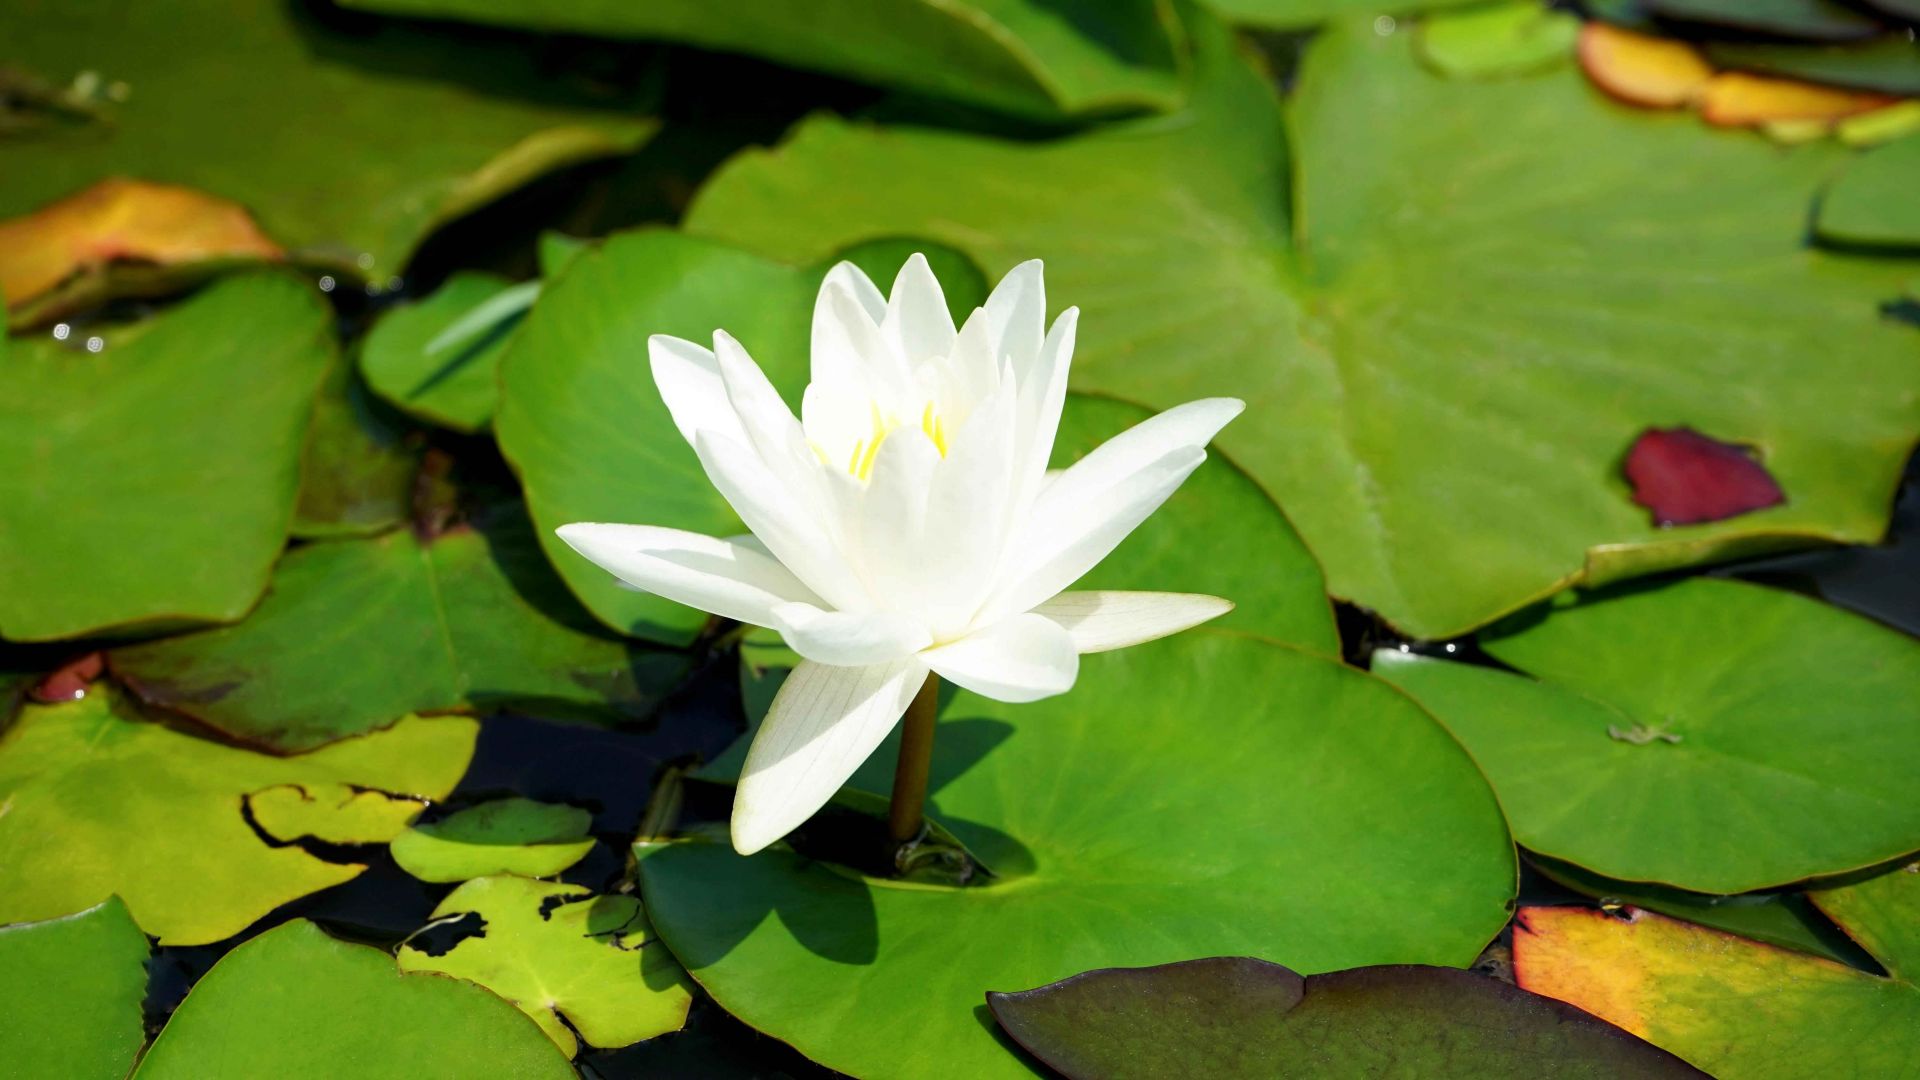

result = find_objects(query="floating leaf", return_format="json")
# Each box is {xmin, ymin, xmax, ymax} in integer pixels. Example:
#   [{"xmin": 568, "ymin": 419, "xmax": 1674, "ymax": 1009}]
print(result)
[
  {"xmin": 1699, "ymin": 71, "xmax": 1893, "ymax": 126},
  {"xmin": 0, "ymin": 273, "xmax": 332, "ymax": 642},
  {"xmin": 0, "ymin": 899, "xmax": 149, "ymax": 1080},
  {"xmin": 335, "ymin": 0, "xmax": 1184, "ymax": 121},
  {"xmin": 1839, "ymin": 99, "xmax": 1920, "ymax": 145},
  {"xmin": 391, "ymin": 798, "xmax": 595, "ymax": 883},
  {"xmin": 0, "ymin": 178, "xmax": 281, "ymax": 323},
  {"xmin": 1515, "ymin": 862, "xmax": 1920, "ymax": 1078},
  {"xmin": 1622, "ymin": 427, "xmax": 1785, "ymax": 526},
  {"xmin": 0, "ymin": 692, "xmax": 473, "ymax": 944},
  {"xmin": 1819, "ymin": 134, "xmax": 1920, "ymax": 248},
  {"xmin": 291, "ymin": 355, "xmax": 419, "ymax": 539},
  {"xmin": 988, "ymin": 955, "xmax": 1703, "ymax": 1079},
  {"xmin": 1419, "ymin": 2, "xmax": 1580, "ymax": 80},
  {"xmin": 132, "ymin": 919, "xmax": 572, "ymax": 1078},
  {"xmin": 1640, "ymin": 0, "xmax": 1889, "ymax": 41},
  {"xmin": 361, "ymin": 272, "xmax": 525, "ymax": 433},
  {"xmin": 112, "ymin": 502, "xmax": 689, "ymax": 752},
  {"xmin": 398, "ymin": 875, "xmax": 693, "ymax": 1055},
  {"xmin": 1578, "ymin": 23, "xmax": 1715, "ymax": 107},
  {"xmin": 250, "ymin": 783, "xmax": 429, "ymax": 847},
  {"xmin": 0, "ymin": 0, "xmax": 656, "ymax": 298},
  {"xmin": 1199, "ymin": 0, "xmax": 1484, "ymax": 30},
  {"xmin": 1374, "ymin": 578, "xmax": 1920, "ymax": 892},
  {"xmin": 687, "ymin": 14, "xmax": 1919, "ymax": 639},
  {"xmin": 643, "ymin": 631, "xmax": 1515, "ymax": 1078},
  {"xmin": 1705, "ymin": 36, "xmax": 1920, "ymax": 97}
]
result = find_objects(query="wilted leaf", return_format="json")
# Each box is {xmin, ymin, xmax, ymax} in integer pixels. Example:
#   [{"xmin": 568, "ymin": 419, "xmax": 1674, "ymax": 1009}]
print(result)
[
  {"xmin": 988, "ymin": 955, "xmax": 1703, "ymax": 1079},
  {"xmin": 1818, "ymin": 134, "xmax": 1920, "ymax": 248},
  {"xmin": 0, "ymin": 898, "xmax": 149, "ymax": 1080},
  {"xmin": 687, "ymin": 13, "xmax": 1919, "ymax": 638},
  {"xmin": 0, "ymin": 178, "xmax": 280, "ymax": 321},
  {"xmin": 0, "ymin": 273, "xmax": 332, "ymax": 642},
  {"xmin": 1578, "ymin": 23, "xmax": 1714, "ymax": 107},
  {"xmin": 132, "ymin": 919, "xmax": 572, "ymax": 1079},
  {"xmin": 643, "ymin": 632, "xmax": 1515, "ymax": 1078},
  {"xmin": 1699, "ymin": 71, "xmax": 1893, "ymax": 126},
  {"xmin": 390, "ymin": 798, "xmax": 595, "ymax": 883},
  {"xmin": 1515, "ymin": 862, "xmax": 1920, "ymax": 1078},
  {"xmin": 1374, "ymin": 578, "xmax": 1920, "ymax": 892},
  {"xmin": 398, "ymin": 875, "xmax": 693, "ymax": 1055},
  {"xmin": 111, "ymin": 502, "xmax": 690, "ymax": 752},
  {"xmin": 1622, "ymin": 427, "xmax": 1785, "ymax": 526},
  {"xmin": 0, "ymin": 690, "xmax": 473, "ymax": 944}
]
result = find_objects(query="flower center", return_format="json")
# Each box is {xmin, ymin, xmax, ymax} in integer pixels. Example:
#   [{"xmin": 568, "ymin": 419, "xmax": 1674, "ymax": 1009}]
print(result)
[{"xmin": 843, "ymin": 401, "xmax": 949, "ymax": 481}]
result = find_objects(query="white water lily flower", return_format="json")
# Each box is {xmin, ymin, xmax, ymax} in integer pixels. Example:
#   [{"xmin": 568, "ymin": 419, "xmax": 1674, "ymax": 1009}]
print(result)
[{"xmin": 558, "ymin": 255, "xmax": 1241, "ymax": 854}]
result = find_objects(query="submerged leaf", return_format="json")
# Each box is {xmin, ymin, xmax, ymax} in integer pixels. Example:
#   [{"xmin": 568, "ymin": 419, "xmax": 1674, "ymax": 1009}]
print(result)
[{"xmin": 989, "ymin": 955, "xmax": 1702, "ymax": 1079}]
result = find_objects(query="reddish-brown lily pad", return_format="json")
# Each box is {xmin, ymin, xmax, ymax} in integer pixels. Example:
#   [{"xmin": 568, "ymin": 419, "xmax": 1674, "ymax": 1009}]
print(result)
[
  {"xmin": 1623, "ymin": 427, "xmax": 1785, "ymax": 526},
  {"xmin": 988, "ymin": 955, "xmax": 1705, "ymax": 1079},
  {"xmin": 1578, "ymin": 23, "xmax": 1714, "ymax": 108}
]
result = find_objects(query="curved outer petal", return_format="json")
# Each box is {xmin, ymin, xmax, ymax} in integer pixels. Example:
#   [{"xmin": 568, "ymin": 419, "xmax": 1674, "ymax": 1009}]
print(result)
[
  {"xmin": 1009, "ymin": 306, "xmax": 1077, "ymax": 517},
  {"xmin": 693, "ymin": 430, "xmax": 870, "ymax": 611},
  {"xmin": 648, "ymin": 334, "xmax": 747, "ymax": 448},
  {"xmin": 810, "ymin": 262, "xmax": 886, "ymax": 389},
  {"xmin": 984, "ymin": 397, "xmax": 1244, "ymax": 622},
  {"xmin": 771, "ymin": 602, "xmax": 931, "ymax": 666},
  {"xmin": 733, "ymin": 657, "xmax": 929, "ymax": 855},
  {"xmin": 922, "ymin": 612, "xmax": 1079, "ymax": 703},
  {"xmin": 555, "ymin": 524, "xmax": 820, "ymax": 626},
  {"xmin": 1030, "ymin": 591, "xmax": 1235, "ymax": 654},
  {"xmin": 984, "ymin": 259, "xmax": 1045, "ymax": 371},
  {"xmin": 713, "ymin": 330, "xmax": 838, "ymax": 519},
  {"xmin": 883, "ymin": 253, "xmax": 956, "ymax": 366}
]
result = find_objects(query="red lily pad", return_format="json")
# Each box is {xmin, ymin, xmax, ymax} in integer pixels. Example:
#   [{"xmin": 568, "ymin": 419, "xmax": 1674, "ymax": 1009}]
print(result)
[
  {"xmin": 1623, "ymin": 427, "xmax": 1785, "ymax": 526},
  {"xmin": 987, "ymin": 955, "xmax": 1705, "ymax": 1079},
  {"xmin": 29, "ymin": 653, "xmax": 104, "ymax": 704}
]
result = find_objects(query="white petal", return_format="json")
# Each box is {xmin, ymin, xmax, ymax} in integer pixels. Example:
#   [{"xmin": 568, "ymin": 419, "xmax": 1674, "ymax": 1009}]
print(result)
[
  {"xmin": 829, "ymin": 284, "xmax": 915, "ymax": 406},
  {"xmin": 732, "ymin": 657, "xmax": 929, "ymax": 855},
  {"xmin": 1010, "ymin": 306, "xmax": 1077, "ymax": 514},
  {"xmin": 772, "ymin": 602, "xmax": 931, "ymax": 665},
  {"xmin": 693, "ymin": 430, "xmax": 869, "ymax": 612},
  {"xmin": 984, "ymin": 259, "xmax": 1045, "ymax": 369},
  {"xmin": 883, "ymin": 253, "xmax": 955, "ymax": 364},
  {"xmin": 821, "ymin": 261, "xmax": 887, "ymax": 322},
  {"xmin": 922, "ymin": 613, "xmax": 1079, "ymax": 703},
  {"xmin": 713, "ymin": 331, "xmax": 824, "ymax": 497},
  {"xmin": 555, "ymin": 524, "xmax": 821, "ymax": 626},
  {"xmin": 648, "ymin": 334, "xmax": 745, "ymax": 448},
  {"xmin": 917, "ymin": 376, "xmax": 1018, "ymax": 636},
  {"xmin": 810, "ymin": 263, "xmax": 886, "ymax": 389},
  {"xmin": 1030, "ymin": 591, "xmax": 1234, "ymax": 654},
  {"xmin": 852, "ymin": 427, "xmax": 942, "ymax": 606}
]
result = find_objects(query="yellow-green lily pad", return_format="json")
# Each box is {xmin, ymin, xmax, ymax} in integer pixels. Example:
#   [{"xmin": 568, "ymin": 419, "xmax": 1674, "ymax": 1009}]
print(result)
[{"xmin": 391, "ymin": 798, "xmax": 596, "ymax": 884}]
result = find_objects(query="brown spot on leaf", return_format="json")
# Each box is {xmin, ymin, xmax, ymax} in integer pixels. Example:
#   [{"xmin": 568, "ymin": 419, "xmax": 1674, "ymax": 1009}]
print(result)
[{"xmin": 1624, "ymin": 427, "xmax": 1785, "ymax": 527}]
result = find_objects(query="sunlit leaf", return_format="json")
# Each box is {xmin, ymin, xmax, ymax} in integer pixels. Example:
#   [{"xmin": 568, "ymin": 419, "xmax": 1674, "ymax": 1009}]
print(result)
[
  {"xmin": 361, "ymin": 273, "xmax": 525, "ymax": 434},
  {"xmin": 0, "ymin": 898, "xmax": 149, "ymax": 1080},
  {"xmin": 398, "ymin": 875, "xmax": 693, "ymax": 1055},
  {"xmin": 1418, "ymin": 1, "xmax": 1579, "ymax": 80},
  {"xmin": 390, "ymin": 798, "xmax": 595, "ymax": 883}
]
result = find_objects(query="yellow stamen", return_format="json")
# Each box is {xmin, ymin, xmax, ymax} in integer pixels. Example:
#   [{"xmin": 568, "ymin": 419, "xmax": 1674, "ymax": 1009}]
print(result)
[{"xmin": 839, "ymin": 400, "xmax": 951, "ymax": 482}]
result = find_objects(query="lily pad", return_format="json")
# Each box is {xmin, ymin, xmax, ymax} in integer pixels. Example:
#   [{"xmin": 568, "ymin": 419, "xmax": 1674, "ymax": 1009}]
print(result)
[
  {"xmin": 1514, "ymin": 861, "xmax": 1920, "ymax": 1078},
  {"xmin": 0, "ymin": 690, "xmax": 474, "ymax": 945},
  {"xmin": 398, "ymin": 875, "xmax": 694, "ymax": 1055},
  {"xmin": 250, "ymin": 783, "xmax": 431, "ymax": 847},
  {"xmin": 132, "ymin": 919, "xmax": 572, "ymax": 1079},
  {"xmin": 291, "ymin": 355, "xmax": 419, "ymax": 539},
  {"xmin": 1704, "ymin": 37, "xmax": 1920, "ymax": 97},
  {"xmin": 642, "ymin": 632, "xmax": 1516, "ymax": 1079},
  {"xmin": 1199, "ymin": 0, "xmax": 1484, "ymax": 30},
  {"xmin": 0, "ymin": 272, "xmax": 332, "ymax": 642},
  {"xmin": 336, "ymin": 0, "xmax": 1185, "ymax": 121},
  {"xmin": 1640, "ymin": 0, "xmax": 1889, "ymax": 41},
  {"xmin": 1819, "ymin": 134, "xmax": 1920, "ymax": 249},
  {"xmin": 0, "ymin": 898, "xmax": 150, "ymax": 1080},
  {"xmin": 111, "ymin": 501, "xmax": 689, "ymax": 752},
  {"xmin": 1373, "ymin": 577, "xmax": 1920, "ymax": 893},
  {"xmin": 686, "ymin": 13, "xmax": 1920, "ymax": 639},
  {"xmin": 361, "ymin": 272, "xmax": 525, "ymax": 433},
  {"xmin": 1418, "ymin": 1, "xmax": 1580, "ymax": 80},
  {"xmin": 988, "ymin": 955, "xmax": 1703, "ymax": 1079},
  {"xmin": 391, "ymin": 798, "xmax": 596, "ymax": 883},
  {"xmin": 0, "ymin": 0, "xmax": 655, "ymax": 295}
]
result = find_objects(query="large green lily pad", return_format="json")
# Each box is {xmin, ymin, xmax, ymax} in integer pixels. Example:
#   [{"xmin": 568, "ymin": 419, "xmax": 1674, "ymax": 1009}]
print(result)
[
  {"xmin": 111, "ymin": 502, "xmax": 689, "ymax": 752},
  {"xmin": 398, "ymin": 875, "xmax": 694, "ymax": 1056},
  {"xmin": 0, "ymin": 0, "xmax": 654, "ymax": 296},
  {"xmin": 686, "ymin": 13, "xmax": 1920, "ymax": 639},
  {"xmin": 0, "ymin": 898, "xmax": 150, "ymax": 1080},
  {"xmin": 337, "ymin": 0, "xmax": 1185, "ymax": 121},
  {"xmin": 133, "ymin": 919, "xmax": 572, "ymax": 1079},
  {"xmin": 1514, "ymin": 860, "xmax": 1920, "ymax": 1078},
  {"xmin": 1374, "ymin": 578, "xmax": 1920, "ymax": 893},
  {"xmin": 0, "ymin": 273, "xmax": 332, "ymax": 641},
  {"xmin": 0, "ymin": 691, "xmax": 474, "ymax": 945},
  {"xmin": 291, "ymin": 355, "xmax": 419, "ymax": 540},
  {"xmin": 988, "ymin": 955, "xmax": 1703, "ymax": 1079},
  {"xmin": 391, "ymin": 798, "xmax": 596, "ymax": 883},
  {"xmin": 1818, "ymin": 135, "xmax": 1920, "ymax": 249},
  {"xmin": 642, "ymin": 632, "xmax": 1515, "ymax": 1079}
]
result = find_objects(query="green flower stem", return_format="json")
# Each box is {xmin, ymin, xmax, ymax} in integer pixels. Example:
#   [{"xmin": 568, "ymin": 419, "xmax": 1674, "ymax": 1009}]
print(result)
[{"xmin": 888, "ymin": 673, "xmax": 940, "ymax": 851}]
